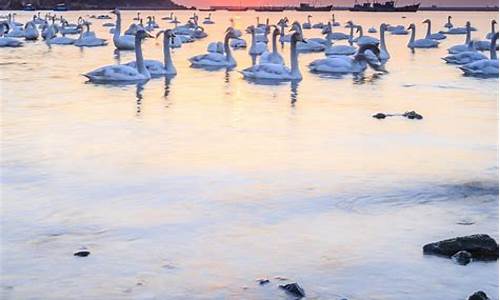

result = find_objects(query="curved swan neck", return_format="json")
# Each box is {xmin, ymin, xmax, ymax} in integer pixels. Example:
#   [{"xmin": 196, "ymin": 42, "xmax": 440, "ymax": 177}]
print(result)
[
  {"xmin": 357, "ymin": 25, "xmax": 363, "ymax": 37},
  {"xmin": 164, "ymin": 34, "xmax": 175, "ymax": 72},
  {"xmin": 425, "ymin": 21, "xmax": 431, "ymax": 39},
  {"xmin": 409, "ymin": 26, "xmax": 416, "ymax": 45},
  {"xmin": 491, "ymin": 21, "xmax": 496, "ymax": 34},
  {"xmin": 279, "ymin": 22, "xmax": 285, "ymax": 37},
  {"xmin": 251, "ymin": 29, "xmax": 256, "ymax": 47},
  {"xmin": 272, "ymin": 30, "xmax": 278, "ymax": 54},
  {"xmin": 224, "ymin": 32, "xmax": 232, "ymax": 62}
]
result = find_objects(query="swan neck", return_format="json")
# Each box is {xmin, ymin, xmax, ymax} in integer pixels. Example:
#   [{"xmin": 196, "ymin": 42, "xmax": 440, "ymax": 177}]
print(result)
[
  {"xmin": 135, "ymin": 36, "xmax": 147, "ymax": 75},
  {"xmin": 492, "ymin": 21, "xmax": 496, "ymax": 34},
  {"xmin": 465, "ymin": 26, "xmax": 471, "ymax": 44},
  {"xmin": 224, "ymin": 32, "xmax": 233, "ymax": 62},
  {"xmin": 272, "ymin": 31, "xmax": 278, "ymax": 54},
  {"xmin": 409, "ymin": 27, "xmax": 416, "ymax": 44},
  {"xmin": 114, "ymin": 13, "xmax": 121, "ymax": 40},
  {"xmin": 425, "ymin": 22, "xmax": 431, "ymax": 39},
  {"xmin": 380, "ymin": 26, "xmax": 387, "ymax": 53},
  {"xmin": 164, "ymin": 34, "xmax": 174, "ymax": 70},
  {"xmin": 290, "ymin": 38, "xmax": 300, "ymax": 77},
  {"xmin": 491, "ymin": 36, "xmax": 498, "ymax": 59}
]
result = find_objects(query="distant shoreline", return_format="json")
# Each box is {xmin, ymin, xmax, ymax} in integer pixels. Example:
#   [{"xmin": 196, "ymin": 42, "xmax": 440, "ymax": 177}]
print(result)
[{"xmin": 1, "ymin": 6, "xmax": 498, "ymax": 12}]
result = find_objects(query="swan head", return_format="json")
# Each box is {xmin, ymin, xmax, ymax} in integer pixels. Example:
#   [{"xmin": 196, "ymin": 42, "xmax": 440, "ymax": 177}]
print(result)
[
  {"xmin": 422, "ymin": 19, "xmax": 430, "ymax": 24},
  {"xmin": 271, "ymin": 25, "xmax": 280, "ymax": 37},
  {"xmin": 110, "ymin": 8, "xmax": 120, "ymax": 15},
  {"xmin": 290, "ymin": 21, "xmax": 302, "ymax": 33},
  {"xmin": 225, "ymin": 27, "xmax": 238, "ymax": 39},
  {"xmin": 407, "ymin": 23, "xmax": 416, "ymax": 30},
  {"xmin": 465, "ymin": 21, "xmax": 471, "ymax": 28},
  {"xmin": 492, "ymin": 20, "xmax": 497, "ymax": 25},
  {"xmin": 290, "ymin": 31, "xmax": 305, "ymax": 44}
]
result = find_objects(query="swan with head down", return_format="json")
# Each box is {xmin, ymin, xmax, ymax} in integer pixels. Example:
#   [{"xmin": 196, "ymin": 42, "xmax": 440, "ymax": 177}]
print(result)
[
  {"xmin": 459, "ymin": 32, "xmax": 498, "ymax": 77},
  {"xmin": 309, "ymin": 44, "xmax": 384, "ymax": 74}
]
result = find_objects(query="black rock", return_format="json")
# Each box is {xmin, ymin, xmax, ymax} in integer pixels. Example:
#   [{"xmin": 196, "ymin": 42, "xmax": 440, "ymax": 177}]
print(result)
[
  {"xmin": 468, "ymin": 291, "xmax": 490, "ymax": 300},
  {"xmin": 279, "ymin": 282, "xmax": 305, "ymax": 298},
  {"xmin": 73, "ymin": 249, "xmax": 90, "ymax": 257},
  {"xmin": 257, "ymin": 279, "xmax": 270, "ymax": 285},
  {"xmin": 451, "ymin": 250, "xmax": 472, "ymax": 265},
  {"xmin": 423, "ymin": 234, "xmax": 499, "ymax": 261},
  {"xmin": 403, "ymin": 111, "xmax": 423, "ymax": 120},
  {"xmin": 372, "ymin": 113, "xmax": 387, "ymax": 119}
]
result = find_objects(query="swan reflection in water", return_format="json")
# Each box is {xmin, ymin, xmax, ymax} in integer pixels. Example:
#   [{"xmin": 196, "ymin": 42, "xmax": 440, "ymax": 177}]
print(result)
[
  {"xmin": 113, "ymin": 49, "xmax": 121, "ymax": 64},
  {"xmin": 353, "ymin": 72, "xmax": 385, "ymax": 85},
  {"xmin": 290, "ymin": 80, "xmax": 299, "ymax": 107},
  {"xmin": 136, "ymin": 83, "xmax": 144, "ymax": 115}
]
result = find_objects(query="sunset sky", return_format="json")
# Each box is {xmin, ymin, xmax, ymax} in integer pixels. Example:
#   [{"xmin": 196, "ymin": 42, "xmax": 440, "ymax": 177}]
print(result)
[{"xmin": 184, "ymin": 0, "xmax": 499, "ymax": 8}]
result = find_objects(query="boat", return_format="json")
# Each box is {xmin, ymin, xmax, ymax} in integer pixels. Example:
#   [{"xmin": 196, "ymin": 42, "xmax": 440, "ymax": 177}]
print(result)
[
  {"xmin": 349, "ymin": 1, "xmax": 420, "ymax": 12},
  {"xmin": 53, "ymin": 3, "xmax": 68, "ymax": 11},
  {"xmin": 254, "ymin": 6, "xmax": 285, "ymax": 11},
  {"xmin": 23, "ymin": 3, "xmax": 35, "ymax": 10},
  {"xmin": 199, "ymin": 8, "xmax": 216, "ymax": 11},
  {"xmin": 295, "ymin": 3, "xmax": 333, "ymax": 11},
  {"xmin": 226, "ymin": 7, "xmax": 248, "ymax": 11}
]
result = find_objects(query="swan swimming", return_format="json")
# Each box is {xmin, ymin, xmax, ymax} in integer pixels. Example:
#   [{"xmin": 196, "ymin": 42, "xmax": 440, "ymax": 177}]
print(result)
[
  {"xmin": 302, "ymin": 15, "xmax": 312, "ymax": 30},
  {"xmin": 126, "ymin": 29, "xmax": 177, "ymax": 77},
  {"xmin": 486, "ymin": 20, "xmax": 497, "ymax": 39},
  {"xmin": 444, "ymin": 16, "xmax": 453, "ymax": 29},
  {"xmin": 309, "ymin": 44, "xmax": 383, "ymax": 75},
  {"xmin": 24, "ymin": 21, "xmax": 39, "ymax": 40},
  {"xmin": 248, "ymin": 25, "xmax": 268, "ymax": 55},
  {"xmin": 259, "ymin": 26, "xmax": 285, "ymax": 65},
  {"xmin": 83, "ymin": 30, "xmax": 152, "ymax": 83},
  {"xmin": 353, "ymin": 25, "xmax": 379, "ymax": 46},
  {"xmin": 189, "ymin": 27, "xmax": 238, "ymax": 69},
  {"xmin": 240, "ymin": 30, "xmax": 305, "ymax": 81},
  {"xmin": 447, "ymin": 22, "xmax": 473, "ymax": 54},
  {"xmin": 442, "ymin": 41, "xmax": 487, "ymax": 65},
  {"xmin": 459, "ymin": 32, "xmax": 498, "ymax": 77},
  {"xmin": 0, "ymin": 22, "xmax": 23, "ymax": 47},
  {"xmin": 74, "ymin": 23, "xmax": 107, "ymax": 47},
  {"xmin": 407, "ymin": 23, "xmax": 439, "ymax": 48},
  {"xmin": 423, "ymin": 19, "xmax": 446, "ymax": 40},
  {"xmin": 111, "ymin": 9, "xmax": 135, "ymax": 50}
]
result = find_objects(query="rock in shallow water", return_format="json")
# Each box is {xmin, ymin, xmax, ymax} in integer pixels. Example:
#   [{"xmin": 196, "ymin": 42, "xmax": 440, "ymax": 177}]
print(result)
[
  {"xmin": 468, "ymin": 291, "xmax": 490, "ymax": 300},
  {"xmin": 451, "ymin": 250, "xmax": 472, "ymax": 265},
  {"xmin": 73, "ymin": 250, "xmax": 90, "ymax": 257},
  {"xmin": 423, "ymin": 234, "xmax": 499, "ymax": 261},
  {"xmin": 256, "ymin": 279, "xmax": 270, "ymax": 285},
  {"xmin": 372, "ymin": 113, "xmax": 387, "ymax": 119},
  {"xmin": 279, "ymin": 282, "xmax": 305, "ymax": 298}
]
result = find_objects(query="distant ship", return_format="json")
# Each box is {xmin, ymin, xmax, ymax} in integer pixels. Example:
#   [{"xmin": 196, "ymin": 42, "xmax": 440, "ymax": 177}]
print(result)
[
  {"xmin": 295, "ymin": 3, "xmax": 333, "ymax": 11},
  {"xmin": 53, "ymin": 3, "xmax": 68, "ymax": 11},
  {"xmin": 199, "ymin": 8, "xmax": 216, "ymax": 11},
  {"xmin": 349, "ymin": 1, "xmax": 420, "ymax": 12},
  {"xmin": 254, "ymin": 6, "xmax": 285, "ymax": 11},
  {"xmin": 23, "ymin": 3, "xmax": 35, "ymax": 10}
]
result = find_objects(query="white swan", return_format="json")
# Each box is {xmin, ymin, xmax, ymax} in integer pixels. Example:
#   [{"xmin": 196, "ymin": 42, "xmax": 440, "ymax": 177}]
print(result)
[
  {"xmin": 486, "ymin": 20, "xmax": 497, "ymax": 39},
  {"xmin": 423, "ymin": 19, "xmax": 446, "ymax": 40},
  {"xmin": 378, "ymin": 23, "xmax": 390, "ymax": 63},
  {"xmin": 74, "ymin": 23, "xmax": 107, "ymax": 47},
  {"xmin": 291, "ymin": 22, "xmax": 325, "ymax": 52},
  {"xmin": 325, "ymin": 44, "xmax": 357, "ymax": 56},
  {"xmin": 189, "ymin": 27, "xmax": 238, "ymax": 68},
  {"xmin": 309, "ymin": 44, "xmax": 383, "ymax": 74},
  {"xmin": 322, "ymin": 22, "xmax": 349, "ymax": 41},
  {"xmin": 368, "ymin": 27, "xmax": 377, "ymax": 33},
  {"xmin": 353, "ymin": 25, "xmax": 379, "ymax": 46},
  {"xmin": 83, "ymin": 30, "xmax": 152, "ymax": 83},
  {"xmin": 442, "ymin": 42, "xmax": 487, "ymax": 64},
  {"xmin": 407, "ymin": 23, "xmax": 439, "ymax": 48},
  {"xmin": 126, "ymin": 29, "xmax": 176, "ymax": 76},
  {"xmin": 447, "ymin": 22, "xmax": 472, "ymax": 54},
  {"xmin": 331, "ymin": 14, "xmax": 340, "ymax": 27},
  {"xmin": 459, "ymin": 33, "xmax": 498, "ymax": 77},
  {"xmin": 440, "ymin": 21, "xmax": 477, "ymax": 35},
  {"xmin": 203, "ymin": 13, "xmax": 214, "ymax": 24},
  {"xmin": 303, "ymin": 15, "xmax": 312, "ymax": 29},
  {"xmin": 444, "ymin": 16, "xmax": 453, "ymax": 29},
  {"xmin": 45, "ymin": 25, "xmax": 75, "ymax": 45},
  {"xmin": 240, "ymin": 31, "xmax": 304, "ymax": 81},
  {"xmin": 24, "ymin": 21, "xmax": 39, "ymax": 40},
  {"xmin": 230, "ymin": 37, "xmax": 246, "ymax": 49},
  {"xmin": 111, "ymin": 9, "xmax": 135, "ymax": 50},
  {"xmin": 248, "ymin": 25, "xmax": 268, "ymax": 55},
  {"xmin": 389, "ymin": 25, "xmax": 408, "ymax": 35},
  {"xmin": 0, "ymin": 22, "xmax": 23, "ymax": 47},
  {"xmin": 207, "ymin": 41, "xmax": 224, "ymax": 53},
  {"xmin": 278, "ymin": 18, "xmax": 292, "ymax": 43},
  {"xmin": 229, "ymin": 18, "xmax": 242, "ymax": 37},
  {"xmin": 259, "ymin": 26, "xmax": 284, "ymax": 65}
]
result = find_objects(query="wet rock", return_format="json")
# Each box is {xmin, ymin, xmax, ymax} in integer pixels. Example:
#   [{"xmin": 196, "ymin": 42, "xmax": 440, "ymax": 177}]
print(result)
[
  {"xmin": 452, "ymin": 250, "xmax": 472, "ymax": 265},
  {"xmin": 468, "ymin": 291, "xmax": 490, "ymax": 300},
  {"xmin": 279, "ymin": 282, "xmax": 305, "ymax": 298},
  {"xmin": 372, "ymin": 113, "xmax": 387, "ymax": 119},
  {"xmin": 256, "ymin": 279, "xmax": 270, "ymax": 285},
  {"xmin": 73, "ymin": 248, "xmax": 90, "ymax": 257},
  {"xmin": 403, "ymin": 111, "xmax": 423, "ymax": 120},
  {"xmin": 274, "ymin": 276, "xmax": 288, "ymax": 281},
  {"xmin": 423, "ymin": 234, "xmax": 499, "ymax": 261}
]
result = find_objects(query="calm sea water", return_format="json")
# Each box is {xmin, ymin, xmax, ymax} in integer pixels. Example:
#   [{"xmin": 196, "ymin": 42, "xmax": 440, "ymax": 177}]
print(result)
[{"xmin": 1, "ymin": 10, "xmax": 498, "ymax": 300}]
